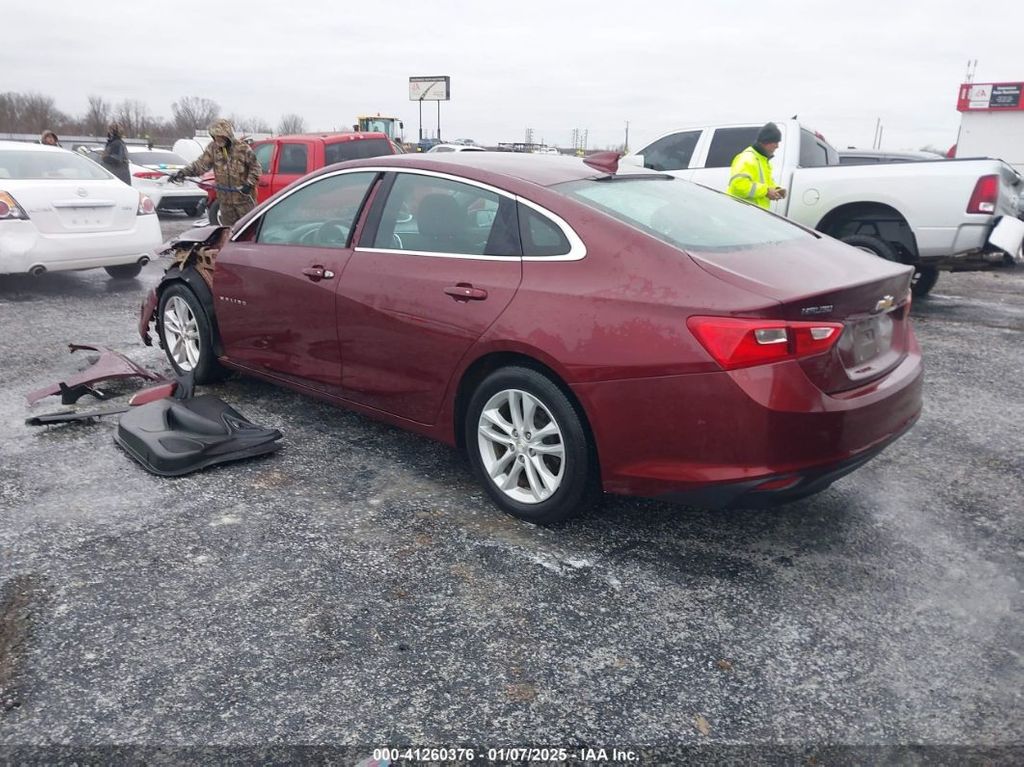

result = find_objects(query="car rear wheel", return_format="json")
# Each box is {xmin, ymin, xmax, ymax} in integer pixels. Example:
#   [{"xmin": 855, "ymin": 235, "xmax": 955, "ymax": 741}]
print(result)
[
  {"xmin": 465, "ymin": 366, "xmax": 599, "ymax": 524},
  {"xmin": 158, "ymin": 283, "xmax": 224, "ymax": 383},
  {"xmin": 104, "ymin": 263, "xmax": 142, "ymax": 280},
  {"xmin": 911, "ymin": 266, "xmax": 939, "ymax": 297},
  {"xmin": 841, "ymin": 234, "xmax": 900, "ymax": 262}
]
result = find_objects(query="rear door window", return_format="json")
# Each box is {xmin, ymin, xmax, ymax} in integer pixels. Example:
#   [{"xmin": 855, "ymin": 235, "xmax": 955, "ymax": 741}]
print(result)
[
  {"xmin": 704, "ymin": 127, "xmax": 761, "ymax": 168},
  {"xmin": 324, "ymin": 139, "xmax": 394, "ymax": 164},
  {"xmin": 366, "ymin": 173, "xmax": 519, "ymax": 256},
  {"xmin": 277, "ymin": 143, "xmax": 308, "ymax": 175},
  {"xmin": 639, "ymin": 130, "xmax": 701, "ymax": 171},
  {"xmin": 799, "ymin": 129, "xmax": 832, "ymax": 168}
]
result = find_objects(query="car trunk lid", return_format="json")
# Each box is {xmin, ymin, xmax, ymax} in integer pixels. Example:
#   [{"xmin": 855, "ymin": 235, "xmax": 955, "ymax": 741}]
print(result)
[
  {"xmin": 688, "ymin": 236, "xmax": 915, "ymax": 393},
  {"xmin": 8, "ymin": 179, "xmax": 140, "ymax": 234}
]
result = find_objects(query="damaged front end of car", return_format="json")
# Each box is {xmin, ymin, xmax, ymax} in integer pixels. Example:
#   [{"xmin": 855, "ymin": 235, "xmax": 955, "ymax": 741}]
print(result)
[{"xmin": 139, "ymin": 225, "xmax": 229, "ymax": 350}]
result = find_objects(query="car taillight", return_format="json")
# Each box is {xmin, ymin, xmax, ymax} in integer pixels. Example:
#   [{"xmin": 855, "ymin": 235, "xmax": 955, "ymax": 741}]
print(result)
[
  {"xmin": 133, "ymin": 170, "xmax": 164, "ymax": 180},
  {"xmin": 687, "ymin": 316, "xmax": 844, "ymax": 370},
  {"xmin": 967, "ymin": 174, "xmax": 999, "ymax": 214},
  {"xmin": 0, "ymin": 191, "xmax": 29, "ymax": 220},
  {"xmin": 137, "ymin": 193, "xmax": 156, "ymax": 215}
]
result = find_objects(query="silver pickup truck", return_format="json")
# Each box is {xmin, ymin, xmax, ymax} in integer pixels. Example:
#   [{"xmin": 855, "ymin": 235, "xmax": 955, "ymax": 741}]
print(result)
[{"xmin": 626, "ymin": 119, "xmax": 1024, "ymax": 296}]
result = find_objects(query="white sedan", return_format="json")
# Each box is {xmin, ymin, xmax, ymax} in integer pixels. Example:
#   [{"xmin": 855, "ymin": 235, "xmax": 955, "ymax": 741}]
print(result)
[
  {"xmin": 80, "ymin": 146, "xmax": 207, "ymax": 216},
  {"xmin": 0, "ymin": 141, "xmax": 162, "ymax": 279}
]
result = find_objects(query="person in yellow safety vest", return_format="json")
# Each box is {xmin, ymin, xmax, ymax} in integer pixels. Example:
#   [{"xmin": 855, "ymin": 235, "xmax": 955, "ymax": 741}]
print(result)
[{"xmin": 727, "ymin": 122, "xmax": 787, "ymax": 209}]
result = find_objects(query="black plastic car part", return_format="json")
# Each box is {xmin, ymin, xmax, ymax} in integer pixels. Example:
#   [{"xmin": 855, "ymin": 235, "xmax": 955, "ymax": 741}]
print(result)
[{"xmin": 114, "ymin": 395, "xmax": 282, "ymax": 476}]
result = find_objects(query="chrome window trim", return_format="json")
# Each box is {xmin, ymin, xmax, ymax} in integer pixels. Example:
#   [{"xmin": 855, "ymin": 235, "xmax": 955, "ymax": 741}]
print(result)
[
  {"xmin": 233, "ymin": 166, "xmax": 588, "ymax": 262},
  {"xmin": 354, "ymin": 247, "xmax": 520, "ymax": 262}
]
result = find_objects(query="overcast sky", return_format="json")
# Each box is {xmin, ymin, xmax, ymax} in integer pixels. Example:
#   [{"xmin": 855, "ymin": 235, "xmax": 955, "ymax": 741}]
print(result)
[{"xmin": 7, "ymin": 1, "xmax": 1022, "ymax": 151}]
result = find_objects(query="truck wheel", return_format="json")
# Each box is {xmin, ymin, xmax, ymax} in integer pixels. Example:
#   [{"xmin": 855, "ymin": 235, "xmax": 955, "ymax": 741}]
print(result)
[
  {"xmin": 911, "ymin": 266, "xmax": 939, "ymax": 297},
  {"xmin": 841, "ymin": 234, "xmax": 900, "ymax": 262}
]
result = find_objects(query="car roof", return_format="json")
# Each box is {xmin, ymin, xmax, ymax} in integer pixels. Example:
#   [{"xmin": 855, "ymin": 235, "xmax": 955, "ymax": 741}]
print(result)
[
  {"xmin": 0, "ymin": 141, "xmax": 66, "ymax": 153},
  {"xmin": 269, "ymin": 132, "xmax": 390, "ymax": 143},
  {"xmin": 338, "ymin": 151, "xmax": 663, "ymax": 188}
]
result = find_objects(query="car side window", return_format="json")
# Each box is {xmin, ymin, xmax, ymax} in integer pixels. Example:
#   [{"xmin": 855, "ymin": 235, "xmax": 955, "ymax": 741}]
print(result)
[
  {"xmin": 705, "ymin": 127, "xmax": 761, "ymax": 168},
  {"xmin": 277, "ymin": 143, "xmax": 308, "ymax": 175},
  {"xmin": 518, "ymin": 204, "xmax": 570, "ymax": 257},
  {"xmin": 799, "ymin": 129, "xmax": 830, "ymax": 168},
  {"xmin": 255, "ymin": 172, "xmax": 376, "ymax": 248},
  {"xmin": 639, "ymin": 130, "xmax": 700, "ymax": 171},
  {"xmin": 370, "ymin": 174, "xmax": 519, "ymax": 256},
  {"xmin": 253, "ymin": 143, "xmax": 275, "ymax": 174}
]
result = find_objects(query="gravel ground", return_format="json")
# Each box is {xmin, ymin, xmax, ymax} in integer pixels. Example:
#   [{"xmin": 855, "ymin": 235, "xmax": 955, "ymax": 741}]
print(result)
[{"xmin": 1, "ymin": 214, "xmax": 1022, "ymax": 761}]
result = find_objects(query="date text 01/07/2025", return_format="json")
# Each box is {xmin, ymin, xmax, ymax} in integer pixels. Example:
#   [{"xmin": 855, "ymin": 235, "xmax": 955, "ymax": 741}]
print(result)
[{"xmin": 371, "ymin": 746, "xmax": 640, "ymax": 762}]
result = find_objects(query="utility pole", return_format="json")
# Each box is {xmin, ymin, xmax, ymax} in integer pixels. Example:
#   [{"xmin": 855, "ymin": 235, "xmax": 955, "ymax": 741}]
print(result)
[{"xmin": 624, "ymin": 120, "xmax": 629, "ymax": 153}]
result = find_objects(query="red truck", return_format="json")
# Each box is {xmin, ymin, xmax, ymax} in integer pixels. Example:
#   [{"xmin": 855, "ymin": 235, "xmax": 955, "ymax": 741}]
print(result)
[{"xmin": 201, "ymin": 131, "xmax": 401, "ymax": 224}]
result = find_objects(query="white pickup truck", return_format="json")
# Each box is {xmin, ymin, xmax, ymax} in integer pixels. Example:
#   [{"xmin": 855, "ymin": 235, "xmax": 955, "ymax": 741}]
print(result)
[{"xmin": 625, "ymin": 119, "xmax": 1024, "ymax": 296}]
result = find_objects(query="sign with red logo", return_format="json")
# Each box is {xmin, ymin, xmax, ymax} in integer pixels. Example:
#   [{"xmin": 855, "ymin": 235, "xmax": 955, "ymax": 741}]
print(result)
[{"xmin": 957, "ymin": 82, "xmax": 1024, "ymax": 111}]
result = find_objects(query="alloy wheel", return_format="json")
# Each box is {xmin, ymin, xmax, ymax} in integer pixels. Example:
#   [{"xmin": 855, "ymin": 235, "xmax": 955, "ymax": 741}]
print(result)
[
  {"xmin": 163, "ymin": 295, "xmax": 200, "ymax": 371},
  {"xmin": 477, "ymin": 388, "xmax": 565, "ymax": 504}
]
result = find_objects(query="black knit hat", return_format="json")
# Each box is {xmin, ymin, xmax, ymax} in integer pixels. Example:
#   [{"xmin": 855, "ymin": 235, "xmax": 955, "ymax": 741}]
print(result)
[{"xmin": 756, "ymin": 122, "xmax": 782, "ymax": 144}]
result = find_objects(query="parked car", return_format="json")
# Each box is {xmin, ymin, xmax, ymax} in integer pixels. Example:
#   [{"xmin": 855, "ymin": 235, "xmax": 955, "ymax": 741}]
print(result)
[
  {"xmin": 427, "ymin": 143, "xmax": 487, "ymax": 153},
  {"xmin": 79, "ymin": 146, "xmax": 207, "ymax": 216},
  {"xmin": 198, "ymin": 132, "xmax": 401, "ymax": 225},
  {"xmin": 0, "ymin": 141, "xmax": 161, "ymax": 278},
  {"xmin": 141, "ymin": 152, "xmax": 923, "ymax": 523},
  {"xmin": 839, "ymin": 149, "xmax": 947, "ymax": 165},
  {"xmin": 626, "ymin": 119, "xmax": 1024, "ymax": 296}
]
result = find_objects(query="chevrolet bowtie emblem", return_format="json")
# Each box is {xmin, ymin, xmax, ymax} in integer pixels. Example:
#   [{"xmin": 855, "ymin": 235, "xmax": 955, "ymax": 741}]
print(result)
[{"xmin": 873, "ymin": 295, "xmax": 895, "ymax": 313}]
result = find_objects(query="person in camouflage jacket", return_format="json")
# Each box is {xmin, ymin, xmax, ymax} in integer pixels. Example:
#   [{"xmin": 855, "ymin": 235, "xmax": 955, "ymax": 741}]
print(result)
[{"xmin": 172, "ymin": 118, "xmax": 261, "ymax": 227}]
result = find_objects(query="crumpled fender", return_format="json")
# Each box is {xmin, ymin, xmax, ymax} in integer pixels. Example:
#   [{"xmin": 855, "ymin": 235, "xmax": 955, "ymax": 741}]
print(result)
[{"xmin": 140, "ymin": 266, "xmax": 223, "ymax": 356}]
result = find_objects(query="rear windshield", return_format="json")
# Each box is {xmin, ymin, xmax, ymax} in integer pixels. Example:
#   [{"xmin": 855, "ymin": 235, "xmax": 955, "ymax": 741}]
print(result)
[
  {"xmin": 324, "ymin": 138, "xmax": 392, "ymax": 165},
  {"xmin": 0, "ymin": 149, "xmax": 112, "ymax": 180},
  {"xmin": 129, "ymin": 150, "xmax": 186, "ymax": 166},
  {"xmin": 553, "ymin": 176, "xmax": 813, "ymax": 251}
]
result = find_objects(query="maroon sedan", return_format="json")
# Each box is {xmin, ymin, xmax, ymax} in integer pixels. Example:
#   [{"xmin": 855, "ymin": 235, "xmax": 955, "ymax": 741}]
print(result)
[{"xmin": 141, "ymin": 152, "xmax": 923, "ymax": 523}]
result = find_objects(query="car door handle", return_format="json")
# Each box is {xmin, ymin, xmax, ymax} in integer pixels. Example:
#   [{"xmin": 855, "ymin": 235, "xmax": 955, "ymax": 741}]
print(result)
[
  {"xmin": 258, "ymin": 180, "xmax": 270, "ymax": 187},
  {"xmin": 302, "ymin": 266, "xmax": 335, "ymax": 282},
  {"xmin": 444, "ymin": 285, "xmax": 488, "ymax": 301}
]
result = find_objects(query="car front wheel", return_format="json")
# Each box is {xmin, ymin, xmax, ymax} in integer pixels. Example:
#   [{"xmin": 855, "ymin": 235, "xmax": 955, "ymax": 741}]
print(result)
[
  {"xmin": 157, "ymin": 283, "xmax": 224, "ymax": 383},
  {"xmin": 465, "ymin": 366, "xmax": 598, "ymax": 524}
]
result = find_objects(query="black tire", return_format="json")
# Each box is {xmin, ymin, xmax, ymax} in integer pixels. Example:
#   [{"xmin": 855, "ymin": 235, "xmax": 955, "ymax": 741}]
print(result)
[
  {"xmin": 911, "ymin": 266, "xmax": 939, "ymax": 297},
  {"xmin": 157, "ymin": 283, "xmax": 225, "ymax": 384},
  {"xmin": 207, "ymin": 200, "xmax": 220, "ymax": 225},
  {"xmin": 464, "ymin": 366, "xmax": 599, "ymax": 524},
  {"xmin": 104, "ymin": 263, "xmax": 142, "ymax": 280},
  {"xmin": 840, "ymin": 234, "xmax": 901, "ymax": 262}
]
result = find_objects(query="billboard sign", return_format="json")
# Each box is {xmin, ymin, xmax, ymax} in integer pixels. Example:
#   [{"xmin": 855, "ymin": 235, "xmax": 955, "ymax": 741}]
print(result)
[
  {"xmin": 409, "ymin": 76, "xmax": 451, "ymax": 101},
  {"xmin": 957, "ymin": 82, "xmax": 1024, "ymax": 111}
]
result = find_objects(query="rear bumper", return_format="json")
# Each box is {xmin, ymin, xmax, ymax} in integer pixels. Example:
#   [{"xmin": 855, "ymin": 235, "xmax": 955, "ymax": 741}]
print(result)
[
  {"xmin": 0, "ymin": 217, "xmax": 162, "ymax": 274},
  {"xmin": 573, "ymin": 333, "xmax": 924, "ymax": 505}
]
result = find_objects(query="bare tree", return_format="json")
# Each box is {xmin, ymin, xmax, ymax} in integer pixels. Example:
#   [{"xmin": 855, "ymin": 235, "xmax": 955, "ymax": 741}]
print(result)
[
  {"xmin": 0, "ymin": 92, "xmax": 67, "ymax": 133},
  {"xmin": 0, "ymin": 92, "xmax": 20, "ymax": 131},
  {"xmin": 83, "ymin": 95, "xmax": 111, "ymax": 136},
  {"xmin": 228, "ymin": 113, "xmax": 273, "ymax": 134},
  {"xmin": 114, "ymin": 98, "xmax": 153, "ymax": 137},
  {"xmin": 171, "ymin": 96, "xmax": 220, "ymax": 138},
  {"xmin": 277, "ymin": 113, "xmax": 306, "ymax": 134}
]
